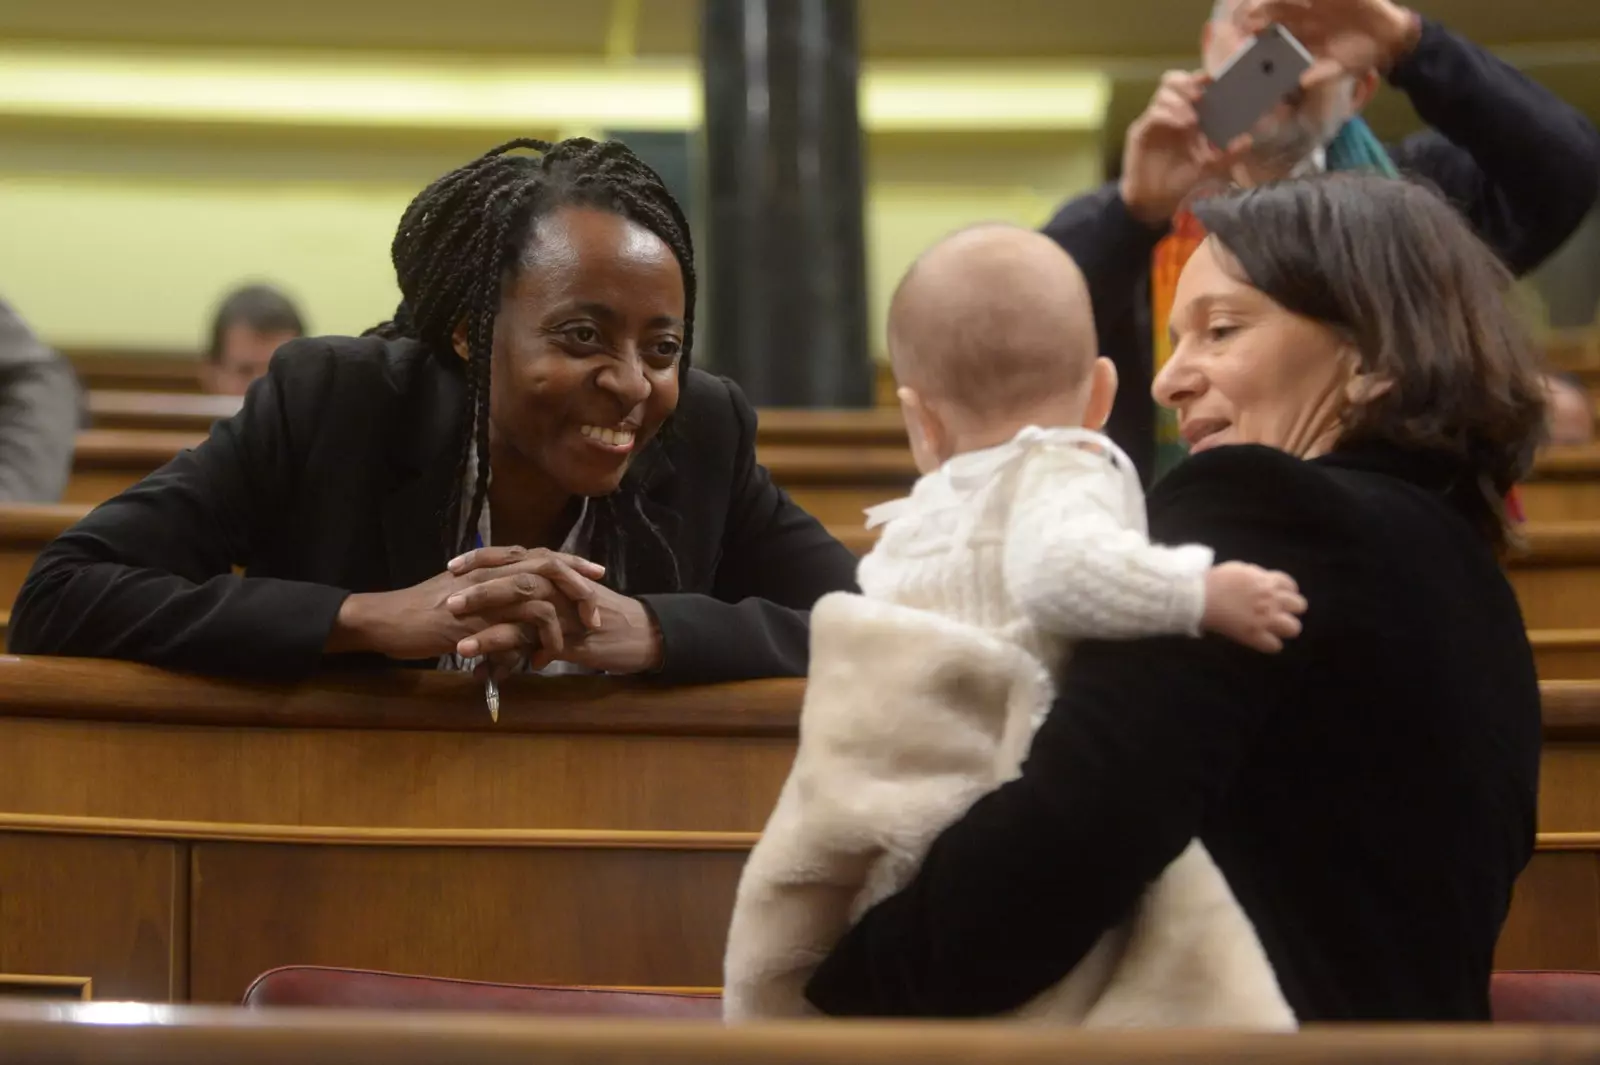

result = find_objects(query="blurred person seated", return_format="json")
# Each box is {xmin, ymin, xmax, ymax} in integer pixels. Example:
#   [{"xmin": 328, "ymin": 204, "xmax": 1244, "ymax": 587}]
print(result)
[
  {"xmin": 1544, "ymin": 372, "xmax": 1595, "ymax": 446},
  {"xmin": 0, "ymin": 296, "xmax": 79, "ymax": 502},
  {"xmin": 202, "ymin": 284, "xmax": 306, "ymax": 396}
]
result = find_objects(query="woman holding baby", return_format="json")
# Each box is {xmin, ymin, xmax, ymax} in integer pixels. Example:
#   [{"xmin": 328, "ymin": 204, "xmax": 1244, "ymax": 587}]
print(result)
[{"xmin": 803, "ymin": 172, "xmax": 1546, "ymax": 1022}]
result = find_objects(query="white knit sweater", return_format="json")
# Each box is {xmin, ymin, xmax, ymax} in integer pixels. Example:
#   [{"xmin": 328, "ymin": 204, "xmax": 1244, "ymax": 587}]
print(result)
[{"xmin": 858, "ymin": 425, "xmax": 1214, "ymax": 669}]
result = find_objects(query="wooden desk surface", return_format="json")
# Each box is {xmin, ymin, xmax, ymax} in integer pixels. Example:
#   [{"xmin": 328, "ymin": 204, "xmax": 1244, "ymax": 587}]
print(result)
[
  {"xmin": 0, "ymin": 657, "xmax": 800, "ymax": 738},
  {"xmin": 1, "ymin": 1002, "xmax": 1598, "ymax": 1065}
]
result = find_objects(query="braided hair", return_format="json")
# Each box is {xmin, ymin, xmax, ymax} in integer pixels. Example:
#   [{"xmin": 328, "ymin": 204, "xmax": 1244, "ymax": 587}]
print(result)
[{"xmin": 366, "ymin": 137, "xmax": 696, "ymax": 590}]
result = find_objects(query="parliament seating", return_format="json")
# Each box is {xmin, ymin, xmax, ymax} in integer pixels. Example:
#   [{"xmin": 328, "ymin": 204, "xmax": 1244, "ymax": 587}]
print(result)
[
  {"xmin": 243, "ymin": 964, "xmax": 1600, "ymax": 1023},
  {"xmin": 0, "ymin": 657, "xmax": 1597, "ymax": 1002},
  {"xmin": 66, "ymin": 430, "xmax": 204, "ymax": 504},
  {"xmin": 1491, "ymin": 970, "xmax": 1600, "ymax": 1024},
  {"xmin": 60, "ymin": 427, "xmax": 916, "ymax": 522},
  {"xmin": 9, "ymin": 1000, "xmax": 1600, "ymax": 1065},
  {"xmin": 241, "ymin": 964, "xmax": 1600, "ymax": 1025},
  {"xmin": 8, "ymin": 502, "xmax": 1600, "ymax": 659}
]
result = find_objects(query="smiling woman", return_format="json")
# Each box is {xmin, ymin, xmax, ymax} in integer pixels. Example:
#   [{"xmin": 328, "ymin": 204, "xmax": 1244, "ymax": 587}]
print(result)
[
  {"xmin": 7, "ymin": 137, "xmax": 860, "ymax": 682},
  {"xmin": 804, "ymin": 174, "xmax": 1551, "ymax": 1022}
]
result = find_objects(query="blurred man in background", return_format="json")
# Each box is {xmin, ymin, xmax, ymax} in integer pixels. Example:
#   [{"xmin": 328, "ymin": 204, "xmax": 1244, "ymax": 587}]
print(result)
[
  {"xmin": 0, "ymin": 296, "xmax": 78, "ymax": 503},
  {"xmin": 1545, "ymin": 372, "xmax": 1596, "ymax": 447},
  {"xmin": 1046, "ymin": 0, "xmax": 1600, "ymax": 483},
  {"xmin": 201, "ymin": 284, "xmax": 306, "ymax": 396}
]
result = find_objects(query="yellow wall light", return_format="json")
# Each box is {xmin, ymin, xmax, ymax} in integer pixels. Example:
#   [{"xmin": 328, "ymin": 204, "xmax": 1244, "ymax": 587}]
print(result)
[{"xmin": 0, "ymin": 43, "xmax": 1109, "ymax": 134}]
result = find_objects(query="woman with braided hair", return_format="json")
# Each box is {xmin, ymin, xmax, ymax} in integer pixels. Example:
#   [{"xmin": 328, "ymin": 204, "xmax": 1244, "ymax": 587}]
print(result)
[{"xmin": 10, "ymin": 137, "xmax": 859, "ymax": 680}]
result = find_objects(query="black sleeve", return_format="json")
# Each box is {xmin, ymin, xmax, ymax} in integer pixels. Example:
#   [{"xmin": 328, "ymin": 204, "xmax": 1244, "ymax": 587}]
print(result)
[
  {"xmin": 1040, "ymin": 182, "xmax": 1167, "ymax": 350},
  {"xmin": 803, "ymin": 446, "xmax": 1351, "ymax": 1017},
  {"xmin": 638, "ymin": 379, "xmax": 861, "ymax": 682},
  {"xmin": 1388, "ymin": 18, "xmax": 1600, "ymax": 276},
  {"xmin": 6, "ymin": 340, "xmax": 351, "ymax": 676}
]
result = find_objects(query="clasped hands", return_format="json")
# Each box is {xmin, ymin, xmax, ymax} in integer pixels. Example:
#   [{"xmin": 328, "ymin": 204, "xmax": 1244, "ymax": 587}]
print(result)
[{"xmin": 331, "ymin": 545, "xmax": 663, "ymax": 678}]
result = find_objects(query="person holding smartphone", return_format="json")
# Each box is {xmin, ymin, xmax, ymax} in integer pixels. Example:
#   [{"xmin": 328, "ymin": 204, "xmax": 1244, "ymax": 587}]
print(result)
[{"xmin": 1044, "ymin": 0, "xmax": 1600, "ymax": 485}]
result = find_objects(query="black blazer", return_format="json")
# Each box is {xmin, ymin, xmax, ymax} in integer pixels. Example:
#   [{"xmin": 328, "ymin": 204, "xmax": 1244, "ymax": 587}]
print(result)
[
  {"xmin": 805, "ymin": 442, "xmax": 1542, "ymax": 1022},
  {"xmin": 8, "ymin": 336, "xmax": 861, "ymax": 680},
  {"xmin": 1044, "ymin": 18, "xmax": 1600, "ymax": 483}
]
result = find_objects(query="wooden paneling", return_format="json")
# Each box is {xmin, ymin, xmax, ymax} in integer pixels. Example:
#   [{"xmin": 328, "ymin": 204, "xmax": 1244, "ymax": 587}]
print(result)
[
  {"xmin": 187, "ymin": 841, "xmax": 745, "ymax": 1003},
  {"xmin": 0, "ymin": 833, "xmax": 181, "ymax": 1002},
  {"xmin": 66, "ymin": 350, "xmax": 201, "ymax": 394},
  {"xmin": 1531, "ymin": 630, "xmax": 1600, "ymax": 680},
  {"xmin": 0, "ymin": 716, "xmax": 792, "ymax": 832},
  {"xmin": 1536, "ymin": 746, "xmax": 1600, "ymax": 833},
  {"xmin": 1497, "ymin": 847, "xmax": 1600, "ymax": 971},
  {"xmin": 0, "ymin": 661, "xmax": 797, "ymax": 832},
  {"xmin": 2, "ymin": 668, "xmax": 1600, "ymax": 1004}
]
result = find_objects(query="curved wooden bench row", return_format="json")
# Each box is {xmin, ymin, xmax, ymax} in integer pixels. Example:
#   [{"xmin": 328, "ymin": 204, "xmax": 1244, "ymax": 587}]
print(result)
[
  {"xmin": 0, "ymin": 657, "xmax": 1597, "ymax": 1000},
  {"xmin": 9, "ymin": 1001, "xmax": 1600, "ymax": 1065},
  {"xmin": 67, "ymin": 349, "xmax": 201, "ymax": 394},
  {"xmin": 62, "ymin": 417, "xmax": 1600, "ymax": 526},
  {"xmin": 3, "ymin": 655, "xmax": 1599, "ymax": 741},
  {"xmin": 85, "ymin": 390, "xmax": 912, "ymax": 446},
  {"xmin": 12, "ymin": 503, "xmax": 1600, "ymax": 634},
  {"xmin": 61, "ymin": 429, "xmax": 916, "ymax": 522}
]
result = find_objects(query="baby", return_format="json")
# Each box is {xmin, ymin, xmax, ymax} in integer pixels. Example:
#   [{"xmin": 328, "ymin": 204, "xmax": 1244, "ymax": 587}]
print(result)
[
  {"xmin": 867, "ymin": 222, "xmax": 1304, "ymax": 662},
  {"xmin": 723, "ymin": 225, "xmax": 1305, "ymax": 1027}
]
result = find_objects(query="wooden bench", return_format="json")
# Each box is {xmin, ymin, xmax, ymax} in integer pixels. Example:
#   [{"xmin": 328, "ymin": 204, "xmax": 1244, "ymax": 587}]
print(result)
[
  {"xmin": 6, "ymin": 1002, "xmax": 1599, "ymax": 1064},
  {"xmin": 86, "ymin": 391, "xmax": 241, "ymax": 433},
  {"xmin": 0, "ymin": 657, "xmax": 1596, "ymax": 1001},
  {"xmin": 65, "ymin": 429, "xmax": 204, "ymax": 504},
  {"xmin": 1522, "ymin": 447, "xmax": 1600, "ymax": 523},
  {"xmin": 66, "ymin": 393, "xmax": 1600, "ymax": 523},
  {"xmin": 4, "ymin": 1002, "xmax": 1600, "ymax": 1063},
  {"xmin": 82, "ymin": 391, "xmax": 912, "ymax": 446},
  {"xmin": 60, "ymin": 429, "xmax": 916, "ymax": 525},
  {"xmin": 6, "ymin": 503, "xmax": 1600, "ymax": 670},
  {"xmin": 66, "ymin": 349, "xmax": 200, "ymax": 394}
]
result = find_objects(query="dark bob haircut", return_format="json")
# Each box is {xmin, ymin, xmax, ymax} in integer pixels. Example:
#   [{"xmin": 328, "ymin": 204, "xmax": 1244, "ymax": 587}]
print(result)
[{"xmin": 1191, "ymin": 172, "xmax": 1547, "ymax": 551}]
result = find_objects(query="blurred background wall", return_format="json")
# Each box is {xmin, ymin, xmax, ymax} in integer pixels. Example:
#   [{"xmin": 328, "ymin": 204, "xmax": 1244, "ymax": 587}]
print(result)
[{"xmin": 0, "ymin": 0, "xmax": 1595, "ymax": 358}]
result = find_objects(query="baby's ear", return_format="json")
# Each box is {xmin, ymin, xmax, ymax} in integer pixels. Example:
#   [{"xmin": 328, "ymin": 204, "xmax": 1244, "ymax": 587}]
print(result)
[
  {"xmin": 1084, "ymin": 357, "xmax": 1119, "ymax": 431},
  {"xmin": 450, "ymin": 318, "xmax": 472, "ymax": 362},
  {"xmin": 896, "ymin": 386, "xmax": 946, "ymax": 474}
]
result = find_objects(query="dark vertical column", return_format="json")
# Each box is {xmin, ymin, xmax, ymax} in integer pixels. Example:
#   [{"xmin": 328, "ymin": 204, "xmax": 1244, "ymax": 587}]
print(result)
[{"xmin": 700, "ymin": 0, "xmax": 873, "ymax": 408}]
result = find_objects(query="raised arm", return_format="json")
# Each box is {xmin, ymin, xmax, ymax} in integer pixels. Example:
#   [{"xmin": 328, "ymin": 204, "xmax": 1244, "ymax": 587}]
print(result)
[
  {"xmin": 1001, "ymin": 446, "xmax": 1212, "ymax": 640},
  {"xmin": 1386, "ymin": 19, "xmax": 1600, "ymax": 275},
  {"xmin": 638, "ymin": 379, "xmax": 860, "ymax": 682},
  {"xmin": 7, "ymin": 341, "xmax": 349, "ymax": 676},
  {"xmin": 803, "ymin": 446, "xmax": 1345, "ymax": 1017}
]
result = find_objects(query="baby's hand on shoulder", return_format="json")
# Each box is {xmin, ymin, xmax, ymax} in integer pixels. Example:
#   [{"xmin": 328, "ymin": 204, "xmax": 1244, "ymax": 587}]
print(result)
[{"xmin": 1201, "ymin": 562, "xmax": 1308, "ymax": 654}]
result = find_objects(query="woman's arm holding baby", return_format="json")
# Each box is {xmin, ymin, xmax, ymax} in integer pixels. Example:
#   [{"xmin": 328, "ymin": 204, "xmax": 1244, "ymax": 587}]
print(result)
[
  {"xmin": 1001, "ymin": 447, "xmax": 1305, "ymax": 650},
  {"xmin": 805, "ymin": 446, "xmax": 1345, "ymax": 1017}
]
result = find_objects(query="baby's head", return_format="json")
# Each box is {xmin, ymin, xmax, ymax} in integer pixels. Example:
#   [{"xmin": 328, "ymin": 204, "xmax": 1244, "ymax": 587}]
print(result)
[{"xmin": 888, "ymin": 224, "xmax": 1113, "ymax": 473}]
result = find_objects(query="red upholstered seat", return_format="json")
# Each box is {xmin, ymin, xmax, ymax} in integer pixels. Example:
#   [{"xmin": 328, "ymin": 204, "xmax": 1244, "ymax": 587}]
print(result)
[
  {"xmin": 241, "ymin": 965, "xmax": 723, "ymax": 1019},
  {"xmin": 1491, "ymin": 970, "xmax": 1600, "ymax": 1024}
]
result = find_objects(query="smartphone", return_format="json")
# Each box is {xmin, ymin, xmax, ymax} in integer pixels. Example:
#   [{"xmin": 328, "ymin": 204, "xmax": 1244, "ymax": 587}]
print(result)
[{"xmin": 1195, "ymin": 23, "xmax": 1315, "ymax": 149}]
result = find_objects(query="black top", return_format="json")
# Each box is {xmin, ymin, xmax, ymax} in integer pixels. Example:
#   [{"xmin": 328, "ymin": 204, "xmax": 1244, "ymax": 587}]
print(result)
[
  {"xmin": 1044, "ymin": 18, "xmax": 1600, "ymax": 483},
  {"xmin": 805, "ymin": 442, "xmax": 1542, "ymax": 1022},
  {"xmin": 7, "ymin": 336, "xmax": 861, "ymax": 681}
]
